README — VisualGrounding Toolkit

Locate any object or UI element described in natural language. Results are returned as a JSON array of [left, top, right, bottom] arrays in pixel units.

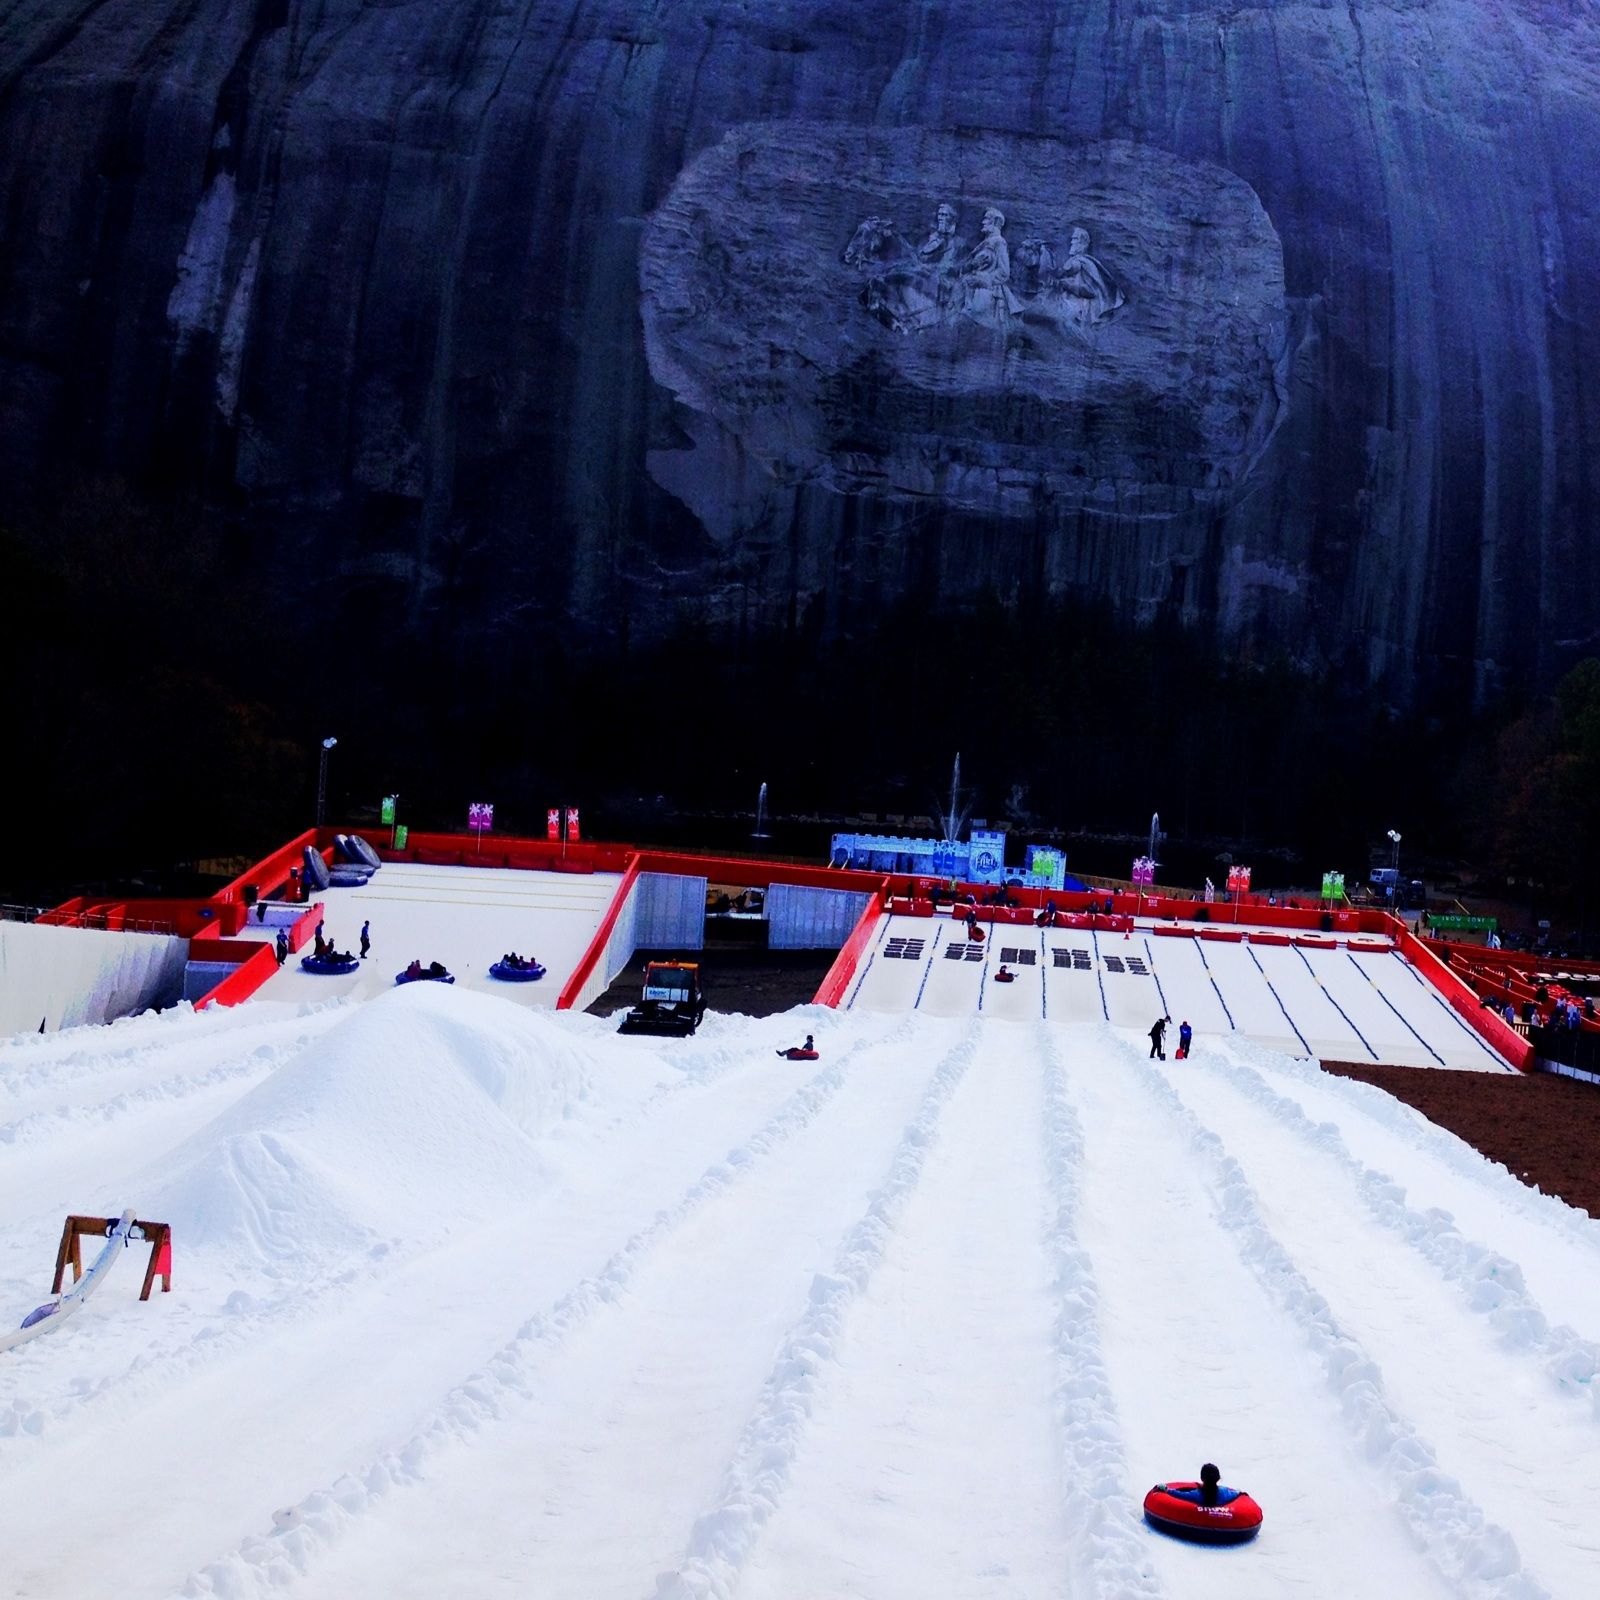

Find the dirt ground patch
[[1321, 1062, 1600, 1220], [587, 946, 835, 1021]]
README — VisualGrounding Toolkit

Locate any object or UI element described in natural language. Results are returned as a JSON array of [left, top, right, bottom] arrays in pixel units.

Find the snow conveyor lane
[[2, 991, 1595, 1599]]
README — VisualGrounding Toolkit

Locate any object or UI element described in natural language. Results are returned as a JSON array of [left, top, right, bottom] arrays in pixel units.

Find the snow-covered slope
[[1, 992, 1594, 1599]]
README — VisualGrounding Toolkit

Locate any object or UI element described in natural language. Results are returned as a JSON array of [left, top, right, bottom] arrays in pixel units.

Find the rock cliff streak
[[2, 0, 1598, 699]]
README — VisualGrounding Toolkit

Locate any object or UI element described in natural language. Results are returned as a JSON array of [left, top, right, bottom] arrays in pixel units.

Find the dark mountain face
[[2, 0, 1598, 715]]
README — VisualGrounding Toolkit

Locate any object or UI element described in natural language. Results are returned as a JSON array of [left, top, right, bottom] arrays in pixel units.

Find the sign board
[[1131, 856, 1156, 886], [380, 796, 396, 825], [968, 829, 1006, 885], [467, 803, 494, 833], [1429, 914, 1498, 932], [393, 824, 409, 849]]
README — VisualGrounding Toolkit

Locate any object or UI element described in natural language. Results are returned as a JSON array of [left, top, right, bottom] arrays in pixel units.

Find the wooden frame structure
[[52, 1215, 171, 1302]]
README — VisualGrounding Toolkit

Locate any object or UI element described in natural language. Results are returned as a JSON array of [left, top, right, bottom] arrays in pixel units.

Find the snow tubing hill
[[1143, 1483, 1263, 1544], [301, 954, 359, 975], [489, 961, 545, 982]]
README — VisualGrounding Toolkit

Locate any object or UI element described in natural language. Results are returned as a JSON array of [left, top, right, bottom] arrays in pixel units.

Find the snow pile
[[184, 1017, 902, 1598], [141, 985, 599, 1278]]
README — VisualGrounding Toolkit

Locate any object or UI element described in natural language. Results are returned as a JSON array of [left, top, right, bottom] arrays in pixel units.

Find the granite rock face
[[2, 1, 1599, 700], [643, 127, 1287, 520]]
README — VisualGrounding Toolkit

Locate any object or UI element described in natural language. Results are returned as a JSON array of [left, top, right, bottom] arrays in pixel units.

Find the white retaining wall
[[0, 922, 189, 1037]]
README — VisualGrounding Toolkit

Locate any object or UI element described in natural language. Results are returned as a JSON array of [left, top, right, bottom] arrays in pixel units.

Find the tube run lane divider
[[845, 913, 892, 1009], [1245, 941, 1313, 1056], [1089, 929, 1110, 1021], [1291, 944, 1380, 1062], [1384, 951, 1509, 1066], [1339, 952, 1445, 1065], [1040, 927, 1048, 1020], [1195, 938, 1237, 1030], [976, 924, 993, 1012], [1143, 937, 1171, 1020], [912, 924, 945, 1010]]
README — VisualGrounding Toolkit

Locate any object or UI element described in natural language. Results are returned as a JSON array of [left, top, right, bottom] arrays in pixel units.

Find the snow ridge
[[1231, 1041, 1600, 1267], [1195, 1052, 1600, 1414], [1116, 1033, 1552, 1600], [652, 1027, 979, 1600], [0, 1049, 283, 1151], [179, 1023, 906, 1599], [1037, 1027, 1165, 1600]]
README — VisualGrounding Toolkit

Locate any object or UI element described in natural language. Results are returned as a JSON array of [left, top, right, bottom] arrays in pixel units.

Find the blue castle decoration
[[829, 827, 1079, 891]]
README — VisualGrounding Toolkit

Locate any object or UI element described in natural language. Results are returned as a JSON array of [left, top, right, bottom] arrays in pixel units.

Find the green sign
[[393, 824, 409, 849], [381, 795, 396, 825], [1429, 914, 1497, 932], [1320, 871, 1346, 901]]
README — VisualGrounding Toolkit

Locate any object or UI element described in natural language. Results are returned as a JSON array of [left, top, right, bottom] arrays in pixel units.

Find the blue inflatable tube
[[301, 954, 359, 975], [489, 961, 546, 983]]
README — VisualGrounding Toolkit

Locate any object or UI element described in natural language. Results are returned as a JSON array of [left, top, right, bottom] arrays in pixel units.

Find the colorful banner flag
[[565, 807, 581, 843], [468, 802, 494, 833], [393, 824, 409, 849], [547, 808, 561, 841], [380, 795, 396, 825]]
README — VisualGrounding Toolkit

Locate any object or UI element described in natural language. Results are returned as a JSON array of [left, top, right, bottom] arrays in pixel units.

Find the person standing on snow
[[1149, 1015, 1170, 1059], [1177, 1020, 1193, 1058], [360, 920, 371, 960], [274, 930, 289, 967]]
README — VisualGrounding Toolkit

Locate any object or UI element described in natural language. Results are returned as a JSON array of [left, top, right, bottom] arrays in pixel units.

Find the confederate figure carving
[[846, 206, 1124, 336], [1051, 226, 1125, 324], [844, 203, 967, 333], [958, 207, 1024, 326]]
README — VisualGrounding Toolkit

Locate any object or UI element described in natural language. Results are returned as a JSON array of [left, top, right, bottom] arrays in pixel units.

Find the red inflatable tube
[[777, 1048, 820, 1061], [1143, 1483, 1263, 1544]]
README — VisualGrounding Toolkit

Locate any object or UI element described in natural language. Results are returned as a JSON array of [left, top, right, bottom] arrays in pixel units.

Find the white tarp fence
[[766, 884, 873, 949], [0, 922, 188, 1038]]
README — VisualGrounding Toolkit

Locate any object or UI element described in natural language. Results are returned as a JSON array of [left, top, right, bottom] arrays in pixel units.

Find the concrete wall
[[0, 922, 188, 1037]]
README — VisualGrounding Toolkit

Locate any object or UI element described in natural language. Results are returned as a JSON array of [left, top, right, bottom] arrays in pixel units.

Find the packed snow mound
[[137, 985, 602, 1275]]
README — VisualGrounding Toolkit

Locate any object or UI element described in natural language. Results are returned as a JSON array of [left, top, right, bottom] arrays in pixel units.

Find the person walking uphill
[[1177, 1020, 1193, 1059], [360, 920, 371, 960], [1149, 1015, 1171, 1059]]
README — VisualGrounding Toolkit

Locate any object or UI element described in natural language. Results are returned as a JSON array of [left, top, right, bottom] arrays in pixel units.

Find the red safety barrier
[[555, 854, 644, 1011], [193, 945, 279, 1010], [815, 890, 890, 1008], [1394, 923, 1533, 1069], [1200, 928, 1245, 942]]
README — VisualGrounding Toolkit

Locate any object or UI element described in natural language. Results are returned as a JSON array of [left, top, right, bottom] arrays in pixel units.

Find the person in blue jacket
[[1177, 1020, 1193, 1058]]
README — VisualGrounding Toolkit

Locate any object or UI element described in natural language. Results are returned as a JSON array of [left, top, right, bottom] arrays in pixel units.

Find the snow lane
[[1358, 952, 1516, 1071], [1108, 1034, 1551, 1599], [1036, 1027, 1164, 1600], [1164, 1056, 1600, 1594], [651, 1025, 979, 1600], [1066, 1032, 1456, 1600], [1240, 1048, 1600, 1336], [1199, 943, 1303, 1055], [738, 1025, 1066, 1600], [1141, 937, 1231, 1035], [1180, 1050, 1600, 1405], [182, 1019, 942, 1600]]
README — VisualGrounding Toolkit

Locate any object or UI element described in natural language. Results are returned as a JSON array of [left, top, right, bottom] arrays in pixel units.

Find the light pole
[[1387, 829, 1402, 870], [316, 736, 338, 827]]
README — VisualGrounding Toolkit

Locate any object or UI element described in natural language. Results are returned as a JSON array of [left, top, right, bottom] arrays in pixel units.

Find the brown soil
[[1321, 1063, 1600, 1220], [587, 946, 834, 1021]]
